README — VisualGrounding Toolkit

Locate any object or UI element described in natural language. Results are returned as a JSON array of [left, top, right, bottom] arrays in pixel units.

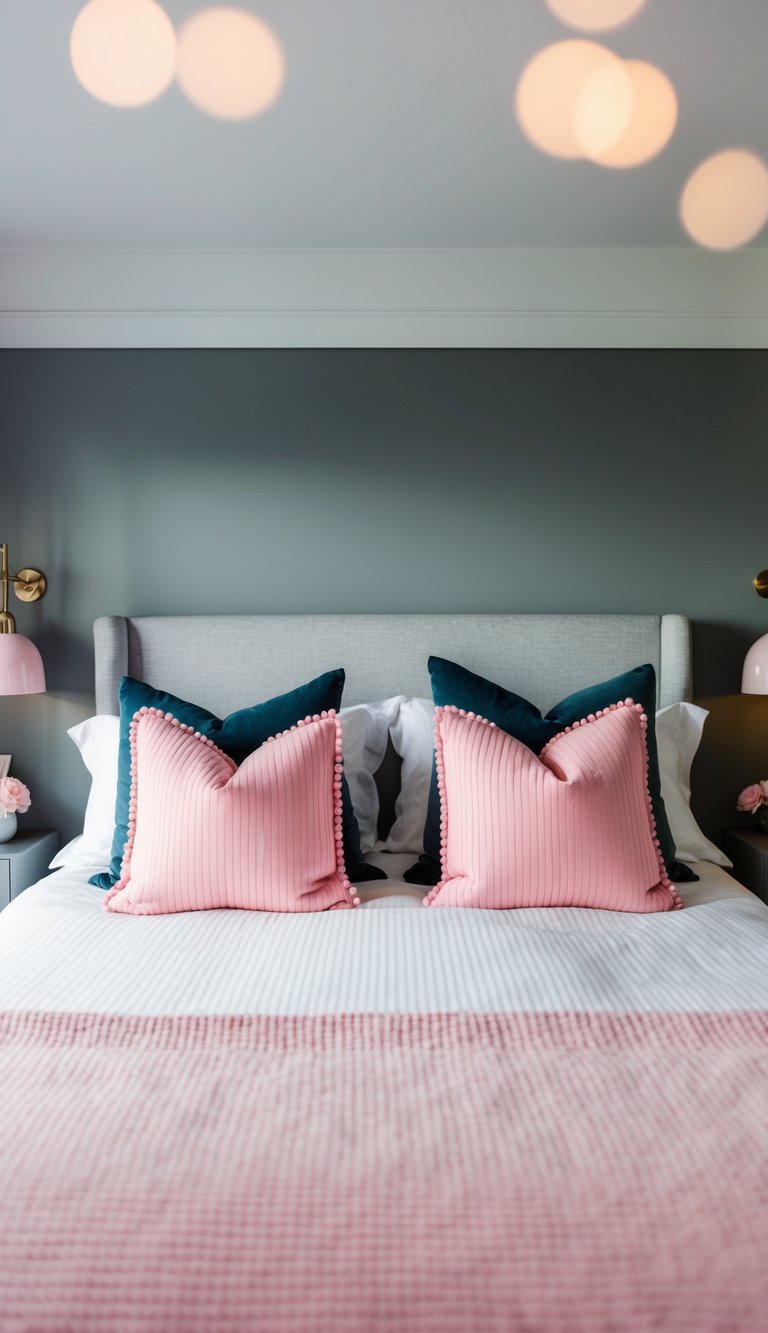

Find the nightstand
[[722, 829, 768, 904], [0, 831, 58, 910]]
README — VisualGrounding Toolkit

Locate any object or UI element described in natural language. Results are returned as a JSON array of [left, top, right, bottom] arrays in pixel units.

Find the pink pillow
[[425, 701, 682, 912], [104, 708, 359, 915]]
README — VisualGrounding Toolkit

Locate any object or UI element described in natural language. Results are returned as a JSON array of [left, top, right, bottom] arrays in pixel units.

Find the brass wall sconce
[[754, 571, 768, 599], [1, 543, 47, 634]]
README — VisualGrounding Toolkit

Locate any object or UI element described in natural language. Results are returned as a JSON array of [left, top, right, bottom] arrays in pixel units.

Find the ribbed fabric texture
[[1, 1008, 767, 1332], [428, 703, 681, 912], [2, 861, 767, 1014], [105, 709, 358, 915]]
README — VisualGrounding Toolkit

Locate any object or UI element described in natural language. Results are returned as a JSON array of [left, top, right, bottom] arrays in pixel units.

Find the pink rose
[[0, 776, 31, 815], [737, 782, 765, 814]]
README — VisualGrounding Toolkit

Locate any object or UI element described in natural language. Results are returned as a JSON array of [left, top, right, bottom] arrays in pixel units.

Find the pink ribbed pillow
[[104, 708, 359, 915], [425, 701, 682, 912]]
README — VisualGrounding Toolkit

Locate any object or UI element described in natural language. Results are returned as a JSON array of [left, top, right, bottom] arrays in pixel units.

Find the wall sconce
[[0, 543, 46, 695]]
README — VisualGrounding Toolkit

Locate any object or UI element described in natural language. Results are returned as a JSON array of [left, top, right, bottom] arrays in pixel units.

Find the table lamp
[[0, 542, 46, 695]]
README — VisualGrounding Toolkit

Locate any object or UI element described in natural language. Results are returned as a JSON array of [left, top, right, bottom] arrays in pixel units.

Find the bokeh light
[[573, 58, 634, 159], [70, 0, 176, 108], [583, 60, 677, 167], [516, 40, 631, 159], [680, 149, 768, 249], [175, 7, 285, 120], [545, 0, 646, 33]]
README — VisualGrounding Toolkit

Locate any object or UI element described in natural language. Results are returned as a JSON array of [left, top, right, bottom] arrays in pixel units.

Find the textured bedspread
[[3, 860, 768, 1015], [1, 1008, 767, 1333]]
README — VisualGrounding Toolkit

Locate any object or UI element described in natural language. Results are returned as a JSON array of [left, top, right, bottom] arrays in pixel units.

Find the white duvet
[[1, 852, 767, 1015]]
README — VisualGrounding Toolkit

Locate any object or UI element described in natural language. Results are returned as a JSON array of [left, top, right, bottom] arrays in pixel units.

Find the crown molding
[[1, 247, 767, 348]]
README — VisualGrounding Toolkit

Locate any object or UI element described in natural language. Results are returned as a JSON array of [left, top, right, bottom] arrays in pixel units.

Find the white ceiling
[[2, 0, 767, 250]]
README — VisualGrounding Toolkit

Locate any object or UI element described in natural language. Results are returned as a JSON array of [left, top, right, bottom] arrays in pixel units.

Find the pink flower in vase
[[0, 777, 31, 815], [736, 782, 766, 814]]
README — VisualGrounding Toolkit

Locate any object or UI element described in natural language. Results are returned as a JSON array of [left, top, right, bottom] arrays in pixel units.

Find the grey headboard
[[94, 614, 691, 715]]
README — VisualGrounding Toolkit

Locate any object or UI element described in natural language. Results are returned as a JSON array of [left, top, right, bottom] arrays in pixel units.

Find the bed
[[0, 613, 766, 1332]]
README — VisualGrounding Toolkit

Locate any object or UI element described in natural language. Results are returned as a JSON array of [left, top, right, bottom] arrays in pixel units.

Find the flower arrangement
[[737, 780, 768, 815], [0, 776, 31, 815]]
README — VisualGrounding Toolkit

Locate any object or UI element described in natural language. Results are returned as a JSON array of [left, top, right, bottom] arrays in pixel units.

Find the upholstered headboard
[[94, 614, 691, 716]]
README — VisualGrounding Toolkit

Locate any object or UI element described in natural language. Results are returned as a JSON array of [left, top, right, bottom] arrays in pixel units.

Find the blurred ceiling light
[[582, 60, 677, 167], [176, 7, 285, 120], [573, 57, 634, 159], [70, 0, 176, 108], [516, 40, 631, 160], [545, 0, 646, 32], [680, 149, 768, 249]]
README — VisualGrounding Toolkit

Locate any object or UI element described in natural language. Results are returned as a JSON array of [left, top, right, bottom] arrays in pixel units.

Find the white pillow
[[339, 698, 402, 853], [50, 701, 399, 871], [50, 714, 120, 871], [655, 703, 731, 868], [376, 697, 434, 854]]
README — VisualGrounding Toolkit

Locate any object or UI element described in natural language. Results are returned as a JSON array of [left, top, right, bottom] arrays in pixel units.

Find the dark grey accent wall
[[1, 349, 767, 848]]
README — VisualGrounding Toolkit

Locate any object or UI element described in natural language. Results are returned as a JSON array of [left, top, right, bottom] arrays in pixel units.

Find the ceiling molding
[[2, 247, 767, 348]]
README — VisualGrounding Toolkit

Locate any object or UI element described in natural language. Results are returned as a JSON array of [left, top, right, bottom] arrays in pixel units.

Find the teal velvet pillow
[[403, 656, 697, 887], [90, 669, 385, 890]]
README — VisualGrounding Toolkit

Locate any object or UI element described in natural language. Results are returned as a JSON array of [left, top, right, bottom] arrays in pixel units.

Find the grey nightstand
[[0, 831, 59, 910], [722, 829, 768, 904]]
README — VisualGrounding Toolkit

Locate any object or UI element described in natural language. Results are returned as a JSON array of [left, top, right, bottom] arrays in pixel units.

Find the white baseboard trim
[[2, 247, 767, 348]]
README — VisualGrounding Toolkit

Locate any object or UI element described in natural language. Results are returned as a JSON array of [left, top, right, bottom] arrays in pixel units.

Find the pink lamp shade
[[742, 634, 768, 694], [0, 634, 46, 696]]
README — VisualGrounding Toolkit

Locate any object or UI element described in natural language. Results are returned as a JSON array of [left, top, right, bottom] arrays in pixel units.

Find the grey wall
[[1, 349, 767, 848]]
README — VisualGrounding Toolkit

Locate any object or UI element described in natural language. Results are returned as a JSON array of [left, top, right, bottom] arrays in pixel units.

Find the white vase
[[0, 812, 17, 843]]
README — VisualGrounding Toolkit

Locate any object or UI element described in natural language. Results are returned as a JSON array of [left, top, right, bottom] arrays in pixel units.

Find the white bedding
[[1, 852, 767, 1015]]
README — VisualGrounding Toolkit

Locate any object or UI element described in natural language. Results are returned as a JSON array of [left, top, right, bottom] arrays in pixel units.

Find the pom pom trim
[[425, 701, 681, 911], [104, 707, 359, 912]]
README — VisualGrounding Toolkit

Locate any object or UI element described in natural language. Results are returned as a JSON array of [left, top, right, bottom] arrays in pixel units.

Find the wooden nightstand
[[0, 831, 59, 910], [722, 829, 768, 904]]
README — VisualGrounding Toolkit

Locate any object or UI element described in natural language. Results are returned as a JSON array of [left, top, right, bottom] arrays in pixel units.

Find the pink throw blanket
[[0, 1009, 766, 1332]]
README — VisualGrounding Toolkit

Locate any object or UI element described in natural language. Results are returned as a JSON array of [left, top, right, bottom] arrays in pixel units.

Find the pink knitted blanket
[[1, 1009, 766, 1332]]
